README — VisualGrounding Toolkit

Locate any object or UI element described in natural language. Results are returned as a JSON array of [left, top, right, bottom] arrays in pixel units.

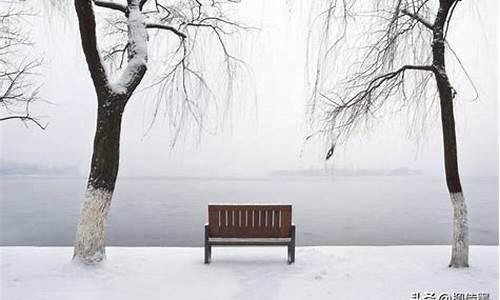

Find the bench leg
[[288, 244, 295, 264], [204, 224, 211, 264], [288, 225, 296, 264], [204, 245, 211, 264]]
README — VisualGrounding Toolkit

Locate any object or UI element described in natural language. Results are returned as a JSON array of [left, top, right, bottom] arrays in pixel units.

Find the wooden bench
[[204, 204, 295, 264]]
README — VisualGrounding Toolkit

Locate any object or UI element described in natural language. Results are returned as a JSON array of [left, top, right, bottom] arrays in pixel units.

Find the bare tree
[[0, 2, 44, 129], [309, 0, 475, 267], [72, 0, 247, 263]]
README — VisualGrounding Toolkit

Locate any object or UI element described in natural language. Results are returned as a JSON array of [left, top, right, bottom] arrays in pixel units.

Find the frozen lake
[[0, 176, 497, 246]]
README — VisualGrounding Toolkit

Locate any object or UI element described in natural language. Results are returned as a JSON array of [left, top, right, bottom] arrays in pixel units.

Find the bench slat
[[208, 204, 292, 238]]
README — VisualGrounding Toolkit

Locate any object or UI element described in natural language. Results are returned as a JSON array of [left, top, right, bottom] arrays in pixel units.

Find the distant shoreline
[[0, 174, 497, 181], [269, 167, 423, 177]]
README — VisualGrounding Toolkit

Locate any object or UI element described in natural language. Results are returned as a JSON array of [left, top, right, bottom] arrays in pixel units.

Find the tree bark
[[432, 0, 469, 268], [73, 0, 147, 263], [73, 95, 126, 263]]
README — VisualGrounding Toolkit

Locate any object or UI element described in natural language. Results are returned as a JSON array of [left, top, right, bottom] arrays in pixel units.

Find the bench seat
[[208, 237, 292, 245], [204, 204, 296, 264]]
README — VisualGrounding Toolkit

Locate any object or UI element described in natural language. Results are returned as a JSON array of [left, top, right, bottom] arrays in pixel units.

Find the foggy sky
[[0, 0, 498, 177]]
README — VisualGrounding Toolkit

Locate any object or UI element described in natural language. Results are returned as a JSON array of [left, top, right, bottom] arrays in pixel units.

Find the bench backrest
[[208, 204, 292, 238]]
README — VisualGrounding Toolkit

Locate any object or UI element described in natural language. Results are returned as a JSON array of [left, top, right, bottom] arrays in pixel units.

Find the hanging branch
[[308, 0, 476, 156], [94, 0, 252, 143], [0, 2, 45, 129]]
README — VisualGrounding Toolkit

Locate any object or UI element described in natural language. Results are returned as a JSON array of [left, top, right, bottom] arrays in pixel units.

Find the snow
[[73, 187, 112, 264], [450, 192, 469, 267], [1, 246, 497, 300], [110, 0, 148, 95]]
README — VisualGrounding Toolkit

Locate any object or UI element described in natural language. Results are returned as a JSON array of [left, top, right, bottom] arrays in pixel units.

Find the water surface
[[1, 176, 497, 246]]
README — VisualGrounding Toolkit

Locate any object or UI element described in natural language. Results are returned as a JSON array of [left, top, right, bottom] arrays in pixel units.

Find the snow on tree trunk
[[73, 187, 112, 263], [449, 192, 469, 268]]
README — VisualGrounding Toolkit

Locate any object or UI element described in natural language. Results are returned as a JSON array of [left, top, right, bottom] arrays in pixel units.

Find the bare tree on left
[[0, 1, 44, 129], [71, 0, 248, 263]]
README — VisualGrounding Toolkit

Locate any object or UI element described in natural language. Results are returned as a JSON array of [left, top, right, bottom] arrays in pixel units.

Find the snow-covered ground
[[1, 246, 497, 300]]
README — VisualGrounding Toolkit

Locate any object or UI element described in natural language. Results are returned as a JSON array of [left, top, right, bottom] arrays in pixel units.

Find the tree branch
[[146, 23, 186, 39], [0, 115, 47, 129], [401, 8, 433, 30], [361, 64, 435, 97], [75, 0, 110, 96], [93, 0, 127, 13], [0, 5, 44, 129], [398, 64, 435, 72], [139, 0, 148, 9], [349, 64, 435, 106]]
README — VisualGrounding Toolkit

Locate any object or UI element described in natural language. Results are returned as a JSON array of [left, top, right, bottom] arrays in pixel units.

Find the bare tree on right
[[309, 0, 476, 267]]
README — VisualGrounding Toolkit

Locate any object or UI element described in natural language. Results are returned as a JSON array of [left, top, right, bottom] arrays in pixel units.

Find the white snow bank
[[1, 246, 497, 300]]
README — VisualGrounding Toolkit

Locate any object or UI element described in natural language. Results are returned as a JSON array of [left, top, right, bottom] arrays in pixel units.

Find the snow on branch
[[109, 0, 148, 96]]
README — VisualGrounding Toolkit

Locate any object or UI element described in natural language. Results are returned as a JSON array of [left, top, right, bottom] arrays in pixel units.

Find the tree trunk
[[73, 95, 126, 263], [432, 0, 469, 268], [73, 0, 147, 263]]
